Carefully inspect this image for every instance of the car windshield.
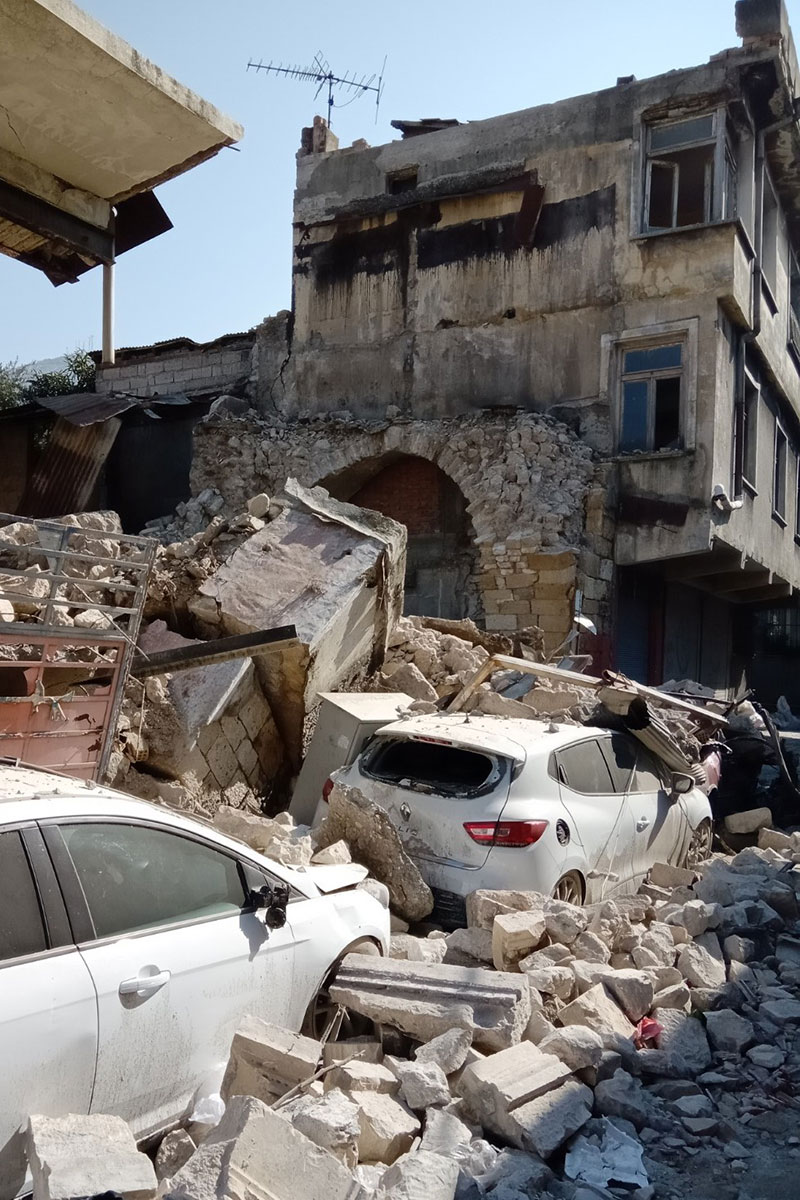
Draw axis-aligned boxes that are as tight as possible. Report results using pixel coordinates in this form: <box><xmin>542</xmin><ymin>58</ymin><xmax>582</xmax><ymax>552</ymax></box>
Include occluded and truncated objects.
<box><xmin>361</xmin><ymin>737</ymin><xmax>508</xmax><ymax>796</ymax></box>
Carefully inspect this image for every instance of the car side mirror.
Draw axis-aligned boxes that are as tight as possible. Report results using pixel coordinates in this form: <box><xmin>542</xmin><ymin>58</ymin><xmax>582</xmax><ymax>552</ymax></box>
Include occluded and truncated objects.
<box><xmin>671</xmin><ymin>773</ymin><xmax>694</xmax><ymax>796</ymax></box>
<box><xmin>246</xmin><ymin>882</ymin><xmax>290</xmax><ymax>929</ymax></box>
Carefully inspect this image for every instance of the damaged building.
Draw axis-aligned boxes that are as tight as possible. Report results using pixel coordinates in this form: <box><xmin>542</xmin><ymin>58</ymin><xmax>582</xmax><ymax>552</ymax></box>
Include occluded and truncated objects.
<box><xmin>21</xmin><ymin>0</ymin><xmax>800</xmax><ymax>706</ymax></box>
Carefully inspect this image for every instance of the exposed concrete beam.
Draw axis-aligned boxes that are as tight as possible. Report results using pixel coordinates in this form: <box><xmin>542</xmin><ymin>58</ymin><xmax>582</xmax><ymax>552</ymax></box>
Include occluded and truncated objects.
<box><xmin>707</xmin><ymin>568</ymin><xmax>772</xmax><ymax>593</ymax></box>
<box><xmin>0</xmin><ymin>146</ymin><xmax>110</xmax><ymax>230</ymax></box>
<box><xmin>662</xmin><ymin>550</ymin><xmax>744</xmax><ymax>582</ymax></box>
<box><xmin>730</xmin><ymin>582</ymin><xmax>792</xmax><ymax>604</ymax></box>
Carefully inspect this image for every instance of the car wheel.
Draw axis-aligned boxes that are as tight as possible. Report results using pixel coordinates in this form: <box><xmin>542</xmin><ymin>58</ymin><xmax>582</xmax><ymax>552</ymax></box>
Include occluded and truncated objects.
<box><xmin>552</xmin><ymin>871</ymin><xmax>584</xmax><ymax>905</ymax></box>
<box><xmin>302</xmin><ymin>939</ymin><xmax>381</xmax><ymax>1042</ymax></box>
<box><xmin>684</xmin><ymin>819</ymin><xmax>713</xmax><ymax>871</ymax></box>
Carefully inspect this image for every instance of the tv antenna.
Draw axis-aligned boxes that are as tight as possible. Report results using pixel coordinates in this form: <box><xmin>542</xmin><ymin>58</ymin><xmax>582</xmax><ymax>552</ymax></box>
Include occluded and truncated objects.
<box><xmin>246</xmin><ymin>51</ymin><xmax>386</xmax><ymax>128</ymax></box>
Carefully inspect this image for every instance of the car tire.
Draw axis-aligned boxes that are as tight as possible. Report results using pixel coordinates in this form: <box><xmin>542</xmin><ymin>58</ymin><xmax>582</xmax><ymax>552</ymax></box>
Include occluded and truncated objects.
<box><xmin>551</xmin><ymin>871</ymin><xmax>585</xmax><ymax>906</ymax></box>
<box><xmin>302</xmin><ymin>938</ymin><xmax>382</xmax><ymax>1041</ymax></box>
<box><xmin>684</xmin><ymin>819</ymin><xmax>713</xmax><ymax>871</ymax></box>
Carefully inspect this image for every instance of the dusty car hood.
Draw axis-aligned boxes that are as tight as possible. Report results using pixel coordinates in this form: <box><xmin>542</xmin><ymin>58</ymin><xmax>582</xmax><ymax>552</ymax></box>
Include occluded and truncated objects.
<box><xmin>301</xmin><ymin>863</ymin><xmax>369</xmax><ymax>892</ymax></box>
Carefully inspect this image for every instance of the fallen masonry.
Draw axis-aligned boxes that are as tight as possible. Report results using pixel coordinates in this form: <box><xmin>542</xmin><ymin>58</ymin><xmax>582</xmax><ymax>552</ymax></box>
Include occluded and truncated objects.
<box><xmin>20</xmin><ymin>840</ymin><xmax>800</xmax><ymax>1200</ymax></box>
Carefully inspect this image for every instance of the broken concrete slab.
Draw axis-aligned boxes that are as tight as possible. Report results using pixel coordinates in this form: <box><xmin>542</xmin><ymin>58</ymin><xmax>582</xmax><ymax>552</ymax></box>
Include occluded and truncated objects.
<box><xmin>544</xmin><ymin>898</ymin><xmax>589</xmax><ymax>945</ymax></box>
<box><xmin>164</xmin><ymin>1095</ymin><xmax>367</xmax><ymax>1200</ymax></box>
<box><xmin>27</xmin><ymin>1114</ymin><xmax>157</xmax><ymax>1200</ymax></box>
<box><xmin>329</xmin><ymin>954</ymin><xmax>531</xmax><ymax>1052</ymax></box>
<box><xmin>315</xmin><ymin>781</ymin><xmax>433</xmax><ymax>922</ymax></box>
<box><xmin>492</xmin><ymin>909</ymin><xmax>547</xmax><ymax>971</ymax></box>
<box><xmin>466</xmin><ymin>889</ymin><xmax>548</xmax><ymax>930</ymax></box>
<box><xmin>194</xmin><ymin>479</ymin><xmax>407</xmax><ymax>770</ymax></box>
<box><xmin>353</xmin><ymin>1092</ymin><xmax>420</xmax><ymax>1165</ymax></box>
<box><xmin>326</xmin><ymin>1060</ymin><xmax>399</xmax><ymax>1096</ymax></box>
<box><xmin>539</xmin><ymin>1026</ymin><xmax>604</xmax><ymax>1071</ymax></box>
<box><xmin>557</xmin><ymin>983</ymin><xmax>635</xmax><ymax>1039</ymax></box>
<box><xmin>419</xmin><ymin>1108</ymin><xmax>473</xmax><ymax>1156</ymax></box>
<box><xmin>649</xmin><ymin>861</ymin><xmax>696</xmax><ymax>890</ymax></box>
<box><xmin>221</xmin><ymin>1016</ymin><xmax>321</xmax><ymax>1104</ymax></box>
<box><xmin>444</xmin><ymin>926</ymin><xmax>494</xmax><ymax>965</ymax></box>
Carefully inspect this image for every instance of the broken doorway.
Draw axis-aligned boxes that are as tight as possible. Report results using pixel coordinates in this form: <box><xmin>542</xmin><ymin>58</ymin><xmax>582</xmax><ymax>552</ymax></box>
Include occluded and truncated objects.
<box><xmin>321</xmin><ymin>453</ymin><xmax>481</xmax><ymax>621</ymax></box>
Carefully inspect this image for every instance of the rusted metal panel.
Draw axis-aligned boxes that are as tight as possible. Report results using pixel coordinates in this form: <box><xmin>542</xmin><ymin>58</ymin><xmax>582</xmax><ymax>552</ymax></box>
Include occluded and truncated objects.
<box><xmin>0</xmin><ymin>514</ymin><xmax>155</xmax><ymax>780</ymax></box>
<box><xmin>18</xmin><ymin>417</ymin><xmax>121</xmax><ymax>517</ymax></box>
<box><xmin>33</xmin><ymin>392</ymin><xmax>143</xmax><ymax>426</ymax></box>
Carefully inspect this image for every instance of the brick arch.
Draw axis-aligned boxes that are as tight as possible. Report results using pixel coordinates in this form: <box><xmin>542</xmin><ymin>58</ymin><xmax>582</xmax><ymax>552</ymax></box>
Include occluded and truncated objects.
<box><xmin>319</xmin><ymin>449</ymin><xmax>483</xmax><ymax>621</ymax></box>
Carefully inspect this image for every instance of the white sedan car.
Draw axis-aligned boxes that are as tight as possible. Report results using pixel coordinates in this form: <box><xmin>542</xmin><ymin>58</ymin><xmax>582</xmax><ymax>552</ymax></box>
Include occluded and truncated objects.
<box><xmin>0</xmin><ymin>764</ymin><xmax>389</xmax><ymax>1200</ymax></box>
<box><xmin>326</xmin><ymin>713</ymin><xmax>713</xmax><ymax>927</ymax></box>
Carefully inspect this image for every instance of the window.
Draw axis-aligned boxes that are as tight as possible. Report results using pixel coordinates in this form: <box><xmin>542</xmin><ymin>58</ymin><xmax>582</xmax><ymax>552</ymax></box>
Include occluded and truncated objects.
<box><xmin>795</xmin><ymin>453</ymin><xmax>800</xmax><ymax>541</ymax></box>
<box><xmin>734</xmin><ymin>373</ymin><xmax>759</xmax><ymax>496</ymax></box>
<box><xmin>599</xmin><ymin>733</ymin><xmax>638</xmax><ymax>792</ymax></box>
<box><xmin>556</xmin><ymin>740</ymin><xmax>616</xmax><ymax>795</ymax></box>
<box><xmin>643</xmin><ymin>112</ymin><xmax>735</xmax><ymax>233</ymax></box>
<box><xmin>619</xmin><ymin>342</ymin><xmax>683</xmax><ymax>453</ymax></box>
<box><xmin>362</xmin><ymin>738</ymin><xmax>506</xmax><ymax>797</ymax></box>
<box><xmin>629</xmin><ymin>746</ymin><xmax>665</xmax><ymax>793</ymax></box>
<box><xmin>0</xmin><ymin>830</ymin><xmax>47</xmax><ymax>962</ymax></box>
<box><xmin>60</xmin><ymin>822</ymin><xmax>247</xmax><ymax>940</ymax></box>
<box><xmin>386</xmin><ymin>167</ymin><xmax>418</xmax><ymax>196</ymax></box>
<box><xmin>774</xmin><ymin>423</ymin><xmax>788</xmax><ymax>523</ymax></box>
<box><xmin>762</xmin><ymin>178</ymin><xmax>779</xmax><ymax>299</ymax></box>
<box><xmin>789</xmin><ymin>254</ymin><xmax>800</xmax><ymax>359</ymax></box>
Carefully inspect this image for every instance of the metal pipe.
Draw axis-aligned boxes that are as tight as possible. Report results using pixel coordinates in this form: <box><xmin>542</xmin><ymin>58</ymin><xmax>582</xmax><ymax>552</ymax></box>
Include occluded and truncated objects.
<box><xmin>101</xmin><ymin>260</ymin><xmax>115</xmax><ymax>365</ymax></box>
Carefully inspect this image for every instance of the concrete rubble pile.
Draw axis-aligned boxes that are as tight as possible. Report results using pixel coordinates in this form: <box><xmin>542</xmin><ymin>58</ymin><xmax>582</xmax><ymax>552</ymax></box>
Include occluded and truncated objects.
<box><xmin>105</xmin><ymin>480</ymin><xmax>407</xmax><ymax>812</ymax></box>
<box><xmin>382</xmin><ymin>616</ymin><xmax>598</xmax><ymax>724</ymax></box>
<box><xmin>33</xmin><ymin>836</ymin><xmax>800</xmax><ymax>1200</ymax></box>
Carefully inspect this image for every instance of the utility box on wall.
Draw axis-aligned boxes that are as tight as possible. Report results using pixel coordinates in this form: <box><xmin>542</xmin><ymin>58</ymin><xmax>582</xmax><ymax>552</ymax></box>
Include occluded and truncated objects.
<box><xmin>290</xmin><ymin>691</ymin><xmax>413</xmax><ymax>824</ymax></box>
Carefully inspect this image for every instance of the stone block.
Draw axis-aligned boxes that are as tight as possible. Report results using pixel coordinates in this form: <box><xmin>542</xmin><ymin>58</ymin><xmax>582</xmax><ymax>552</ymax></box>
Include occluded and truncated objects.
<box><xmin>329</xmin><ymin>954</ymin><xmax>531</xmax><ymax>1053</ymax></box>
<box><xmin>510</xmin><ymin>1079</ymin><xmax>593</xmax><ymax>1158</ymax></box>
<box><xmin>466</xmin><ymin>889</ymin><xmax>549</xmax><ymax>930</ymax></box>
<box><xmin>492</xmin><ymin>909</ymin><xmax>547</xmax><ymax>971</ymax></box>
<box><xmin>288</xmin><ymin>1089</ymin><xmax>360</xmax><ymax>1167</ymax></box>
<box><xmin>164</xmin><ymin>1095</ymin><xmax>365</xmax><ymax>1200</ymax></box>
<box><xmin>459</xmin><ymin>1041</ymin><xmax>571</xmax><ymax>1123</ymax></box>
<box><xmin>326</xmin><ymin>1060</ymin><xmax>398</xmax><ymax>1095</ymax></box>
<box><xmin>414</xmin><ymin>1027</ymin><xmax>472</xmax><ymax>1075</ymax></box>
<box><xmin>394</xmin><ymin>1060</ymin><xmax>451</xmax><ymax>1109</ymax></box>
<box><xmin>558</xmin><ymin>983</ymin><xmax>634</xmax><ymax>1038</ymax></box>
<box><xmin>651</xmin><ymin>1008</ymin><xmax>712</xmax><ymax>1076</ymax></box>
<box><xmin>354</xmin><ymin>1092</ymin><xmax>420</xmax><ymax>1165</ymax></box>
<box><xmin>27</xmin><ymin>1114</ymin><xmax>157</xmax><ymax>1200</ymax></box>
<box><xmin>704</xmin><ymin>1009</ymin><xmax>755</xmax><ymax>1054</ymax></box>
<box><xmin>544</xmin><ymin>899</ymin><xmax>588</xmax><ymax>945</ymax></box>
<box><xmin>374</xmin><ymin>1149</ymin><xmax>459</xmax><ymax>1200</ymax></box>
<box><xmin>539</xmin><ymin>1026</ymin><xmax>603</xmax><ymax>1071</ymax></box>
<box><xmin>155</xmin><ymin>1131</ymin><xmax>196</xmax><ymax>1182</ymax></box>
<box><xmin>757</xmin><ymin>827</ymin><xmax>793</xmax><ymax>853</ymax></box>
<box><xmin>677</xmin><ymin>934</ymin><xmax>725</xmax><ymax>990</ymax></box>
<box><xmin>445</xmin><ymin>926</ymin><xmax>494</xmax><ymax>964</ymax></box>
<box><xmin>221</xmin><ymin>1016</ymin><xmax>321</xmax><ymax>1103</ymax></box>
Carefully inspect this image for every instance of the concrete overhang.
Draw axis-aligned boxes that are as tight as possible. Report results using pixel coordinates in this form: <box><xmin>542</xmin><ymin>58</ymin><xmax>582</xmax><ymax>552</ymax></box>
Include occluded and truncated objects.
<box><xmin>0</xmin><ymin>0</ymin><xmax>243</xmax><ymax>283</ymax></box>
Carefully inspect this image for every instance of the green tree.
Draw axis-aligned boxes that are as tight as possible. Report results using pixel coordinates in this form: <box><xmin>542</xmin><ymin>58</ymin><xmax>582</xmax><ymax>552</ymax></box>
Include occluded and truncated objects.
<box><xmin>0</xmin><ymin>349</ymin><xmax>95</xmax><ymax>411</ymax></box>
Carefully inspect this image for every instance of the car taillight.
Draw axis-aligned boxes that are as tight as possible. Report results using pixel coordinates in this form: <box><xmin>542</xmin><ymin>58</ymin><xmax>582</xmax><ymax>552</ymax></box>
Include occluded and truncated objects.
<box><xmin>464</xmin><ymin>820</ymin><xmax>548</xmax><ymax>847</ymax></box>
<box><xmin>322</xmin><ymin>777</ymin><xmax>334</xmax><ymax>803</ymax></box>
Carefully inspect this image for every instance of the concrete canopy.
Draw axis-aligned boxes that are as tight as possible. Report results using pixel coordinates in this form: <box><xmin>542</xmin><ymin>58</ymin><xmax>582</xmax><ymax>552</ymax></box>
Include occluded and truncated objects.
<box><xmin>0</xmin><ymin>0</ymin><xmax>243</xmax><ymax>282</ymax></box>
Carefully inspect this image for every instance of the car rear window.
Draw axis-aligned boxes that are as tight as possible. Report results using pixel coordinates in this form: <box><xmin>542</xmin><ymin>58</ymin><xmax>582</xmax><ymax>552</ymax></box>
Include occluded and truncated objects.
<box><xmin>362</xmin><ymin>738</ymin><xmax>507</xmax><ymax>796</ymax></box>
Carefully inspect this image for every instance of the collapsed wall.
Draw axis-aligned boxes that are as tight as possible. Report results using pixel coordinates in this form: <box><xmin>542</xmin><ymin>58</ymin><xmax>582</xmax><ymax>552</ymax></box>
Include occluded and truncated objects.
<box><xmin>189</xmin><ymin>408</ymin><xmax>613</xmax><ymax>654</ymax></box>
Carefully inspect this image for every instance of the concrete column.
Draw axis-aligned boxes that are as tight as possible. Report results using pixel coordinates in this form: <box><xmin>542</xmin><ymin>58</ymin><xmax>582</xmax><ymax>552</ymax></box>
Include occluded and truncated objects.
<box><xmin>102</xmin><ymin>260</ymin><xmax>115</xmax><ymax>365</ymax></box>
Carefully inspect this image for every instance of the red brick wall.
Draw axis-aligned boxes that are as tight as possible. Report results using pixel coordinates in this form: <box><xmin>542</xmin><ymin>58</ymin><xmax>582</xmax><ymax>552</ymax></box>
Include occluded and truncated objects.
<box><xmin>351</xmin><ymin>457</ymin><xmax>444</xmax><ymax>535</ymax></box>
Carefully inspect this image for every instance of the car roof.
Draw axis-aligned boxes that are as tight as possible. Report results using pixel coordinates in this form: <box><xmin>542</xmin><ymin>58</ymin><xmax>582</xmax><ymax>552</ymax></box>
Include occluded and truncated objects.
<box><xmin>373</xmin><ymin>713</ymin><xmax>611</xmax><ymax>761</ymax></box>
<box><xmin>0</xmin><ymin>763</ymin><xmax>316</xmax><ymax>894</ymax></box>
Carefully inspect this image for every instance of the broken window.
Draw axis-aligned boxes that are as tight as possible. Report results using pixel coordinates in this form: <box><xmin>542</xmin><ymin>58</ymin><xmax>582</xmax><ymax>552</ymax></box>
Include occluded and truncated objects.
<box><xmin>762</xmin><ymin>178</ymin><xmax>779</xmax><ymax>299</ymax></box>
<box><xmin>619</xmin><ymin>342</ymin><xmax>683</xmax><ymax>454</ymax></box>
<box><xmin>59</xmin><ymin>822</ymin><xmax>247</xmax><ymax>940</ymax></box>
<box><xmin>643</xmin><ymin>112</ymin><xmax>735</xmax><ymax>233</ymax></box>
<box><xmin>789</xmin><ymin>254</ymin><xmax>800</xmax><ymax>359</ymax></box>
<box><xmin>774</xmin><ymin>422</ymin><xmax>788</xmax><ymax>523</ymax></box>
<box><xmin>362</xmin><ymin>737</ymin><xmax>506</xmax><ymax>796</ymax></box>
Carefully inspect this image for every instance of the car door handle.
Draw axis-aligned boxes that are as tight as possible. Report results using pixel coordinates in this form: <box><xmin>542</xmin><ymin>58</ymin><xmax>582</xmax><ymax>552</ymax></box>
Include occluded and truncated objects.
<box><xmin>118</xmin><ymin>969</ymin><xmax>171</xmax><ymax>997</ymax></box>
<box><xmin>636</xmin><ymin>817</ymin><xmax>651</xmax><ymax>831</ymax></box>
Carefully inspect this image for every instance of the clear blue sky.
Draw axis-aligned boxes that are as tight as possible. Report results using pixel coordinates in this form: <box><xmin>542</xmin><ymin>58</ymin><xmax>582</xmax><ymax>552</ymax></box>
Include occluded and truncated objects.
<box><xmin>3</xmin><ymin>0</ymin><xmax>800</xmax><ymax>364</ymax></box>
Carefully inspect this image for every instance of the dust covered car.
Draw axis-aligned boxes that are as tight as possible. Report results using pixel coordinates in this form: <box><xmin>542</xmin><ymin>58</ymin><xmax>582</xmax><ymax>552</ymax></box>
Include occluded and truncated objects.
<box><xmin>324</xmin><ymin>713</ymin><xmax>712</xmax><ymax>926</ymax></box>
<box><xmin>0</xmin><ymin>765</ymin><xmax>389</xmax><ymax>1200</ymax></box>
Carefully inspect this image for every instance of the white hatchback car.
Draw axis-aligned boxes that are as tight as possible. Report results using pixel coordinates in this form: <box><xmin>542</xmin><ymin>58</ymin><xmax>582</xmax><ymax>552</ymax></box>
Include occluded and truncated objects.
<box><xmin>0</xmin><ymin>765</ymin><xmax>389</xmax><ymax>1200</ymax></box>
<box><xmin>327</xmin><ymin>713</ymin><xmax>713</xmax><ymax>927</ymax></box>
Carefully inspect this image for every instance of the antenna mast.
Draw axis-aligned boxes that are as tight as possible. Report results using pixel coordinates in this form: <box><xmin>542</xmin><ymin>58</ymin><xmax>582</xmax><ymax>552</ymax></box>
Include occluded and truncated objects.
<box><xmin>247</xmin><ymin>51</ymin><xmax>386</xmax><ymax>128</ymax></box>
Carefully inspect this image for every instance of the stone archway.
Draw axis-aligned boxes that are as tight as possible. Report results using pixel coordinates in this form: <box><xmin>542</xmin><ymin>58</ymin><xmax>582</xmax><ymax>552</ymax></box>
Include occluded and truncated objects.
<box><xmin>320</xmin><ymin>452</ymin><xmax>483</xmax><ymax>621</ymax></box>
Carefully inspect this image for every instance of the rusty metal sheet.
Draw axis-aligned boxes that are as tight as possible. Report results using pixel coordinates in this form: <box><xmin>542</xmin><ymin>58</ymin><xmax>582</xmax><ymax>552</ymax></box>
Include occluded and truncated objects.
<box><xmin>33</xmin><ymin>392</ymin><xmax>143</xmax><ymax>426</ymax></box>
<box><xmin>18</xmin><ymin>417</ymin><xmax>121</xmax><ymax>517</ymax></box>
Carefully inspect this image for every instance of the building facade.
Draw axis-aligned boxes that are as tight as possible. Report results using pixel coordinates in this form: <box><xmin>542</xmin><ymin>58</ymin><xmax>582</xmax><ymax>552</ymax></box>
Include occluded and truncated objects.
<box><xmin>98</xmin><ymin>0</ymin><xmax>800</xmax><ymax>700</ymax></box>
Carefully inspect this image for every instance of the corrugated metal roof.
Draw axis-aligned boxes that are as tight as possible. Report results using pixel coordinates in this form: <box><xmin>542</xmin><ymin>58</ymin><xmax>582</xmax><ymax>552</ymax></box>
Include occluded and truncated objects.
<box><xmin>34</xmin><ymin>392</ymin><xmax>142</xmax><ymax>426</ymax></box>
<box><xmin>33</xmin><ymin>392</ymin><xmax>193</xmax><ymax>427</ymax></box>
<box><xmin>18</xmin><ymin>417</ymin><xmax>122</xmax><ymax>517</ymax></box>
